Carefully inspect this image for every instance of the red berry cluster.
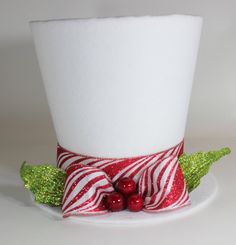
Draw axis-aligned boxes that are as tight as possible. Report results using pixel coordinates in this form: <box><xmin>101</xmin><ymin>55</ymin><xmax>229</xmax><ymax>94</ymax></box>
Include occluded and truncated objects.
<box><xmin>105</xmin><ymin>177</ymin><xmax>144</xmax><ymax>212</ymax></box>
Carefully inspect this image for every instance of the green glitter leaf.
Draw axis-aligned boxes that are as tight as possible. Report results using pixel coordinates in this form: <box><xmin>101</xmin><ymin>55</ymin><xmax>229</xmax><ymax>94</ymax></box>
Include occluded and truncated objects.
<box><xmin>20</xmin><ymin>162</ymin><xmax>66</xmax><ymax>206</ymax></box>
<box><xmin>179</xmin><ymin>147</ymin><xmax>231</xmax><ymax>192</ymax></box>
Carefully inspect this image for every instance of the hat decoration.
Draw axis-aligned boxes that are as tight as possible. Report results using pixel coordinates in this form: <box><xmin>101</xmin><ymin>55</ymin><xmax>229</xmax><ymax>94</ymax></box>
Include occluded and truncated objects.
<box><xmin>20</xmin><ymin>143</ymin><xmax>230</xmax><ymax>217</ymax></box>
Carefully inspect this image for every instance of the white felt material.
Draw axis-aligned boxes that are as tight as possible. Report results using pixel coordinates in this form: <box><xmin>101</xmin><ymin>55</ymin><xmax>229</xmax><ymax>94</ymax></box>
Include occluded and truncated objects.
<box><xmin>32</xmin><ymin>173</ymin><xmax>217</xmax><ymax>226</ymax></box>
<box><xmin>31</xmin><ymin>15</ymin><xmax>202</xmax><ymax>157</ymax></box>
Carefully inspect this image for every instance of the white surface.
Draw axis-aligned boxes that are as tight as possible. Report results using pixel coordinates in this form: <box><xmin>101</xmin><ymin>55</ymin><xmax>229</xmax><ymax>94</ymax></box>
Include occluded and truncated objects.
<box><xmin>33</xmin><ymin>173</ymin><xmax>217</xmax><ymax>226</ymax></box>
<box><xmin>31</xmin><ymin>15</ymin><xmax>202</xmax><ymax>157</ymax></box>
<box><xmin>0</xmin><ymin>138</ymin><xmax>235</xmax><ymax>245</ymax></box>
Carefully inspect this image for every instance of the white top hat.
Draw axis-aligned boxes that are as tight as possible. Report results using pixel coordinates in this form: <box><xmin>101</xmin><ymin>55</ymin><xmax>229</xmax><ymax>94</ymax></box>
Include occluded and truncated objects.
<box><xmin>31</xmin><ymin>15</ymin><xmax>202</xmax><ymax>158</ymax></box>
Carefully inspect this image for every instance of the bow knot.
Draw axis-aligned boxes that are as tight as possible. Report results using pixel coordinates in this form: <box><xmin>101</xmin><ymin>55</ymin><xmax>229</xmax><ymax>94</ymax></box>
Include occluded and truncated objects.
<box><xmin>58</xmin><ymin>141</ymin><xmax>190</xmax><ymax>217</ymax></box>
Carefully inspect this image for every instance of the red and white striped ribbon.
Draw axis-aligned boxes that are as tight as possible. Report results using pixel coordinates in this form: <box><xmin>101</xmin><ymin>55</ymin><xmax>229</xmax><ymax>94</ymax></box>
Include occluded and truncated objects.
<box><xmin>59</xmin><ymin>140</ymin><xmax>188</xmax><ymax>216</ymax></box>
<box><xmin>139</xmin><ymin>155</ymin><xmax>190</xmax><ymax>212</ymax></box>
<box><xmin>57</xmin><ymin>140</ymin><xmax>184</xmax><ymax>184</ymax></box>
<box><xmin>62</xmin><ymin>163</ymin><xmax>114</xmax><ymax>217</ymax></box>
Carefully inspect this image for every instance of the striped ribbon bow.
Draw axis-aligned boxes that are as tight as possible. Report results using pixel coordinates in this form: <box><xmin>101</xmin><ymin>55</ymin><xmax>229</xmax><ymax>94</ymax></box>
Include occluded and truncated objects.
<box><xmin>57</xmin><ymin>140</ymin><xmax>190</xmax><ymax>217</ymax></box>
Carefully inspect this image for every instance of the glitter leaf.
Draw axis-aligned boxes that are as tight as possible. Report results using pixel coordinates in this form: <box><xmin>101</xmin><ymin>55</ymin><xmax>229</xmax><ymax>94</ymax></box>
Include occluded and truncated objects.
<box><xmin>179</xmin><ymin>147</ymin><xmax>231</xmax><ymax>192</ymax></box>
<box><xmin>20</xmin><ymin>162</ymin><xmax>66</xmax><ymax>206</ymax></box>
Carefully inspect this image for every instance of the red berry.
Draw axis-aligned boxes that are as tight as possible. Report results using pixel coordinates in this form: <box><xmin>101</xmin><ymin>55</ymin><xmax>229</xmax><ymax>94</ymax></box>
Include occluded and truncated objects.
<box><xmin>105</xmin><ymin>192</ymin><xmax>126</xmax><ymax>212</ymax></box>
<box><xmin>127</xmin><ymin>194</ymin><xmax>144</xmax><ymax>212</ymax></box>
<box><xmin>116</xmin><ymin>177</ymin><xmax>136</xmax><ymax>195</ymax></box>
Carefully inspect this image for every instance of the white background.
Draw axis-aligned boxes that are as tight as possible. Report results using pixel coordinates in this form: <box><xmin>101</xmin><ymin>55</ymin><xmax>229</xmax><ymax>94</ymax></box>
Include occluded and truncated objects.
<box><xmin>0</xmin><ymin>0</ymin><xmax>236</xmax><ymax>148</ymax></box>
<box><xmin>0</xmin><ymin>1</ymin><xmax>235</xmax><ymax>245</ymax></box>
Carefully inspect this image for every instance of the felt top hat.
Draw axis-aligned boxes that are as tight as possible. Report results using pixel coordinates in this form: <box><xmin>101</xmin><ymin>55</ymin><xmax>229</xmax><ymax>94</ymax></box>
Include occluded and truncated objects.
<box><xmin>31</xmin><ymin>15</ymin><xmax>202</xmax><ymax>158</ymax></box>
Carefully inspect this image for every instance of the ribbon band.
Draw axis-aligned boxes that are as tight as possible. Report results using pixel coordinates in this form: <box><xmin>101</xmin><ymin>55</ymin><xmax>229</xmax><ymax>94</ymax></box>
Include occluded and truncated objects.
<box><xmin>57</xmin><ymin>140</ymin><xmax>184</xmax><ymax>183</ymax></box>
<box><xmin>57</xmin><ymin>140</ymin><xmax>190</xmax><ymax>217</ymax></box>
